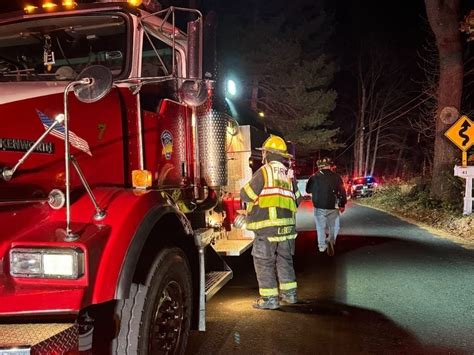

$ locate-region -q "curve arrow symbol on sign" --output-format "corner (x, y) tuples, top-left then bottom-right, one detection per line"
(459, 120), (471, 146)
(444, 115), (474, 151)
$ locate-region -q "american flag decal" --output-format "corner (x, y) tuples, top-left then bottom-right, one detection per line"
(36, 110), (92, 156)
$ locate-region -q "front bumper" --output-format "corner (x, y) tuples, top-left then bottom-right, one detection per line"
(0, 323), (77, 354)
(352, 187), (374, 197)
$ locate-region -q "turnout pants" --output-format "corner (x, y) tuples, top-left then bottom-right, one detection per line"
(313, 208), (340, 249)
(252, 234), (297, 297)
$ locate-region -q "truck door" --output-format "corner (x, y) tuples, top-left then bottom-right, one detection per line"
(139, 27), (192, 188)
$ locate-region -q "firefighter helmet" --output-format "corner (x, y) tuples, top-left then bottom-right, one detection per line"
(260, 135), (292, 158)
(317, 157), (333, 169)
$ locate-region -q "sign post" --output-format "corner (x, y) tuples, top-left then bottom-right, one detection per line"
(444, 115), (474, 215)
(454, 166), (474, 215)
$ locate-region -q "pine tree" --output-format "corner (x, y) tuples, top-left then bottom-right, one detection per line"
(219, 0), (340, 157)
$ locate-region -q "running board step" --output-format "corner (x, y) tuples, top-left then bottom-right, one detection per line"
(194, 228), (214, 248)
(212, 239), (253, 256)
(205, 271), (233, 301)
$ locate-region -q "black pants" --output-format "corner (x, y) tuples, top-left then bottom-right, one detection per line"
(252, 234), (297, 297)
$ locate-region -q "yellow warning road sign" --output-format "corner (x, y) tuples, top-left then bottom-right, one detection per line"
(444, 115), (474, 151)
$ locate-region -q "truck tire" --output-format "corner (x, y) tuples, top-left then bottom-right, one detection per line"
(112, 248), (192, 354)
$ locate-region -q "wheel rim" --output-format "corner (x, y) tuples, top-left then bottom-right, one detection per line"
(150, 280), (185, 353)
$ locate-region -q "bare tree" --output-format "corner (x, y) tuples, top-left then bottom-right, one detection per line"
(353, 45), (425, 178)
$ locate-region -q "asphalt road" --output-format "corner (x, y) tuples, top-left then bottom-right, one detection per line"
(186, 201), (474, 354)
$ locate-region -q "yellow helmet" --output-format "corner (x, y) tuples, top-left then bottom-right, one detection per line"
(261, 135), (292, 158)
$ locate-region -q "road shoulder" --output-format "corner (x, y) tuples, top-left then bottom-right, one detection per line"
(354, 200), (474, 250)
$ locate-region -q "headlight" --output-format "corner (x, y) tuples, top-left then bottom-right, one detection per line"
(9, 248), (84, 279)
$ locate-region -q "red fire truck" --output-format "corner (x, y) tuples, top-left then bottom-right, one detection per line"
(0, 1), (268, 353)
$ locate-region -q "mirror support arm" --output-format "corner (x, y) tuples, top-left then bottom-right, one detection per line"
(71, 155), (106, 221)
(63, 78), (91, 241)
(1, 115), (64, 182)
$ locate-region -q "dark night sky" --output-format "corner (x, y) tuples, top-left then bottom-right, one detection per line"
(332, 0), (428, 76)
(0, 1), (429, 57)
(334, 0), (426, 42)
(0, 0), (431, 89)
(0, 1), (428, 31)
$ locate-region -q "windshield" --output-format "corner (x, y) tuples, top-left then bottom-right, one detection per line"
(0, 13), (128, 82)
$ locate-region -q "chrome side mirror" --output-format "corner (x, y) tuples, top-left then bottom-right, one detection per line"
(73, 65), (113, 104)
(180, 80), (208, 107)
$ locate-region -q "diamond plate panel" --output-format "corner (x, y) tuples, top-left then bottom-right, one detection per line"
(197, 104), (228, 187)
(0, 323), (78, 354)
(154, 101), (189, 186)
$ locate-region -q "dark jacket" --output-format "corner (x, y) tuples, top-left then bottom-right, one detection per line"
(306, 169), (347, 209)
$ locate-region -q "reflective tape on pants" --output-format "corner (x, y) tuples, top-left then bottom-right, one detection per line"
(267, 234), (297, 242)
(259, 288), (279, 297)
(279, 282), (297, 291)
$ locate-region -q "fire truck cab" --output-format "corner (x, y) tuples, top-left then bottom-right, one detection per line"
(0, 1), (263, 353)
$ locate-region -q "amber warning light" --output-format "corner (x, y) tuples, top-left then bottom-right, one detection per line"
(62, 0), (77, 8)
(42, 1), (58, 10)
(132, 170), (152, 189)
(24, 1), (78, 13)
(96, 0), (143, 6)
(128, 0), (143, 6)
(24, 4), (38, 13)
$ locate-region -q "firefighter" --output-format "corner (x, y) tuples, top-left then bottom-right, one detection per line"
(240, 135), (302, 310)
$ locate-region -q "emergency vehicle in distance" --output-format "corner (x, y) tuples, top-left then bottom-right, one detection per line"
(0, 0), (273, 352)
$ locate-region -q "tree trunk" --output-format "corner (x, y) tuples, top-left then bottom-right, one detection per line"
(394, 132), (408, 177)
(364, 126), (371, 176)
(425, 0), (463, 200)
(358, 111), (365, 176)
(370, 119), (381, 176)
(355, 84), (366, 177)
(353, 116), (360, 176)
(251, 79), (259, 111)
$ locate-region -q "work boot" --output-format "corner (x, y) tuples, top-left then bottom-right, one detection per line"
(327, 239), (335, 256)
(280, 290), (297, 304)
(253, 296), (280, 310)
